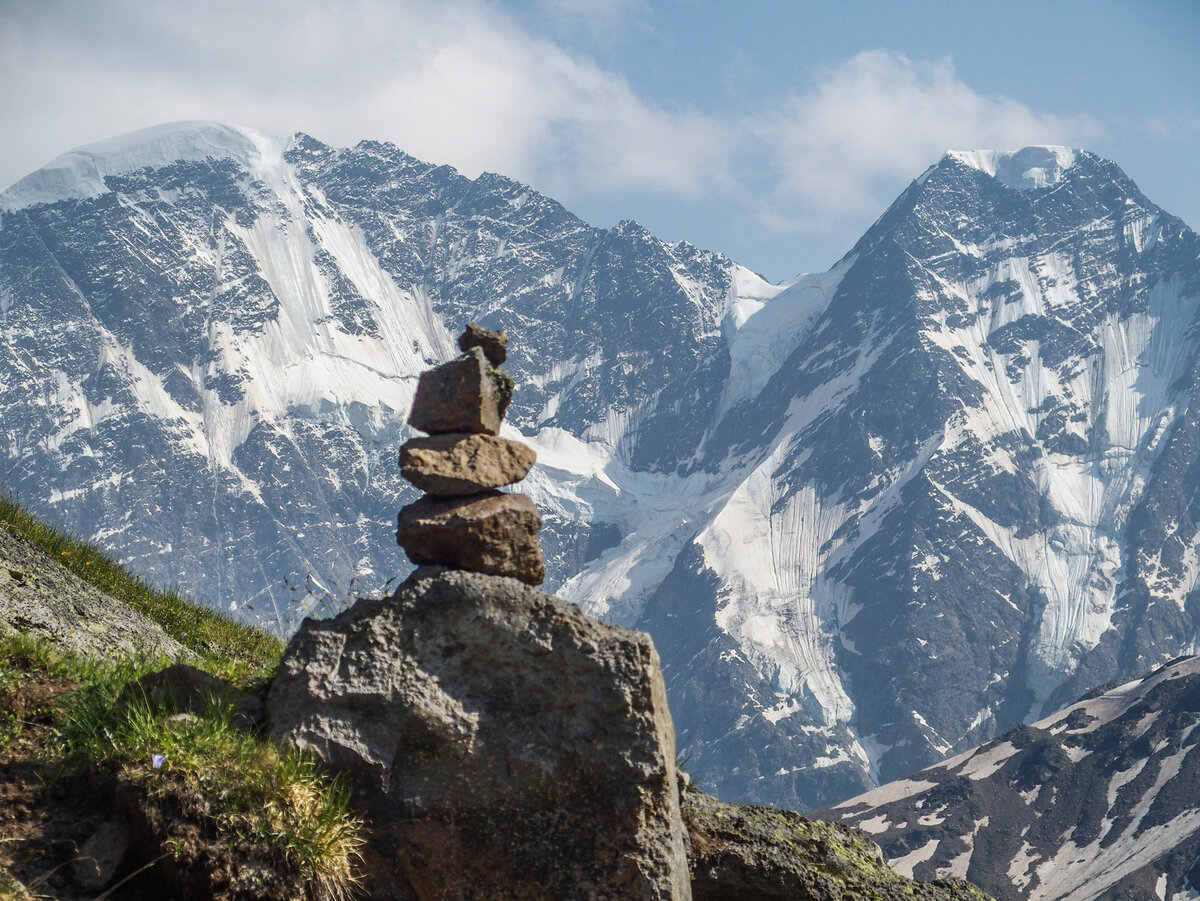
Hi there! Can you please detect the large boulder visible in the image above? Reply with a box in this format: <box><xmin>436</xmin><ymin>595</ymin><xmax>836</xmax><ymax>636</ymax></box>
<box><xmin>267</xmin><ymin>568</ymin><xmax>691</xmax><ymax>900</ymax></box>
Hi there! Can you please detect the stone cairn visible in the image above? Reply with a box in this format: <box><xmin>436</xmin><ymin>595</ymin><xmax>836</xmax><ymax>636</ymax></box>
<box><xmin>396</xmin><ymin>323</ymin><xmax>545</xmax><ymax>585</ymax></box>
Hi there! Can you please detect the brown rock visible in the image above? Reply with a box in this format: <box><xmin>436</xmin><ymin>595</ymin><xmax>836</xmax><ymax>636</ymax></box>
<box><xmin>408</xmin><ymin>347</ymin><xmax>514</xmax><ymax>436</ymax></box>
<box><xmin>400</xmin><ymin>433</ymin><xmax>536</xmax><ymax>495</ymax></box>
<box><xmin>457</xmin><ymin>321</ymin><xmax>508</xmax><ymax>365</ymax></box>
<box><xmin>396</xmin><ymin>491</ymin><xmax>544</xmax><ymax>584</ymax></box>
<box><xmin>266</xmin><ymin>568</ymin><xmax>691</xmax><ymax>900</ymax></box>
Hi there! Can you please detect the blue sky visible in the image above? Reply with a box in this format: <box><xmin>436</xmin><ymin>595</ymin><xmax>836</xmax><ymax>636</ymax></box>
<box><xmin>2</xmin><ymin>0</ymin><xmax>1197</xmax><ymax>281</ymax></box>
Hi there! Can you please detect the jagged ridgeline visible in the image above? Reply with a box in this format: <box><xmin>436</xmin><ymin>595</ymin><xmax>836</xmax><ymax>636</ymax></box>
<box><xmin>3</xmin><ymin>124</ymin><xmax>1200</xmax><ymax>812</ymax></box>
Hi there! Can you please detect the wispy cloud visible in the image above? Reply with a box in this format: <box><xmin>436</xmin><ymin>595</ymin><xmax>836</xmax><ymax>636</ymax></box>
<box><xmin>1</xmin><ymin>6</ymin><xmax>1104</xmax><ymax>272</ymax></box>
<box><xmin>752</xmin><ymin>50</ymin><xmax>1101</xmax><ymax>228</ymax></box>
<box><xmin>0</xmin><ymin>0</ymin><xmax>728</xmax><ymax>198</ymax></box>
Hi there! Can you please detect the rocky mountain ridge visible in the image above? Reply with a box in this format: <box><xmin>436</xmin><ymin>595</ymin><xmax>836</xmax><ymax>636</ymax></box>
<box><xmin>822</xmin><ymin>653</ymin><xmax>1200</xmax><ymax>901</ymax></box>
<box><xmin>3</xmin><ymin>124</ymin><xmax>1200</xmax><ymax>809</ymax></box>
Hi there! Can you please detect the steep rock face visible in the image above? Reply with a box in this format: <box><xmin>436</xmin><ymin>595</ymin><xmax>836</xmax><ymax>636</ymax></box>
<box><xmin>266</xmin><ymin>567</ymin><xmax>691</xmax><ymax>900</ymax></box>
<box><xmin>821</xmin><ymin>655</ymin><xmax>1200</xmax><ymax>901</ymax></box>
<box><xmin>600</xmin><ymin>147</ymin><xmax>1200</xmax><ymax>808</ymax></box>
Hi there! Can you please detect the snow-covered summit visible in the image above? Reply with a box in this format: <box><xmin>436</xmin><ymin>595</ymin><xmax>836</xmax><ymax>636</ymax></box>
<box><xmin>945</xmin><ymin>145</ymin><xmax>1080</xmax><ymax>190</ymax></box>
<box><xmin>1</xmin><ymin>121</ymin><xmax>281</xmax><ymax>210</ymax></box>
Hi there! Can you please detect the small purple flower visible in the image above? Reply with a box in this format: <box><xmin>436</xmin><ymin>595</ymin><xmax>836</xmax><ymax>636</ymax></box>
<box><xmin>152</xmin><ymin>753</ymin><xmax>165</xmax><ymax>770</ymax></box>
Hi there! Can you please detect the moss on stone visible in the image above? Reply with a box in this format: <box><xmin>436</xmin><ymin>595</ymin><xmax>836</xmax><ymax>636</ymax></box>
<box><xmin>683</xmin><ymin>791</ymin><xmax>993</xmax><ymax>901</ymax></box>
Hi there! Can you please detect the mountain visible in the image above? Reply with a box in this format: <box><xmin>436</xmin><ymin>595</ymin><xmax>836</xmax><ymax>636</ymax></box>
<box><xmin>0</xmin><ymin>121</ymin><xmax>774</xmax><ymax>622</ymax></box>
<box><xmin>623</xmin><ymin>145</ymin><xmax>1200</xmax><ymax>809</ymax></box>
<box><xmin>3</xmin><ymin>125</ymin><xmax>1200</xmax><ymax>810</ymax></box>
<box><xmin>820</xmin><ymin>654</ymin><xmax>1200</xmax><ymax>901</ymax></box>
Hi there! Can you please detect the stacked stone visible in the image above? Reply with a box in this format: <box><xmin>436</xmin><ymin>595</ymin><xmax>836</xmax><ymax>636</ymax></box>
<box><xmin>396</xmin><ymin>323</ymin><xmax>545</xmax><ymax>585</ymax></box>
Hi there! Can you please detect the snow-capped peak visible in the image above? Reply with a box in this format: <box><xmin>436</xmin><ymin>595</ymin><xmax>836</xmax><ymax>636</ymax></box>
<box><xmin>946</xmin><ymin>145</ymin><xmax>1080</xmax><ymax>191</ymax></box>
<box><xmin>1</xmin><ymin>121</ymin><xmax>280</xmax><ymax>210</ymax></box>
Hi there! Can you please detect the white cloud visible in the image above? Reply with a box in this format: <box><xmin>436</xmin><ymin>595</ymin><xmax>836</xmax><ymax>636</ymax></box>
<box><xmin>0</xmin><ymin>0</ymin><xmax>729</xmax><ymax>197</ymax></box>
<box><xmin>0</xmin><ymin>11</ymin><xmax>1111</xmax><ymax>276</ymax></box>
<box><xmin>753</xmin><ymin>50</ymin><xmax>1101</xmax><ymax>224</ymax></box>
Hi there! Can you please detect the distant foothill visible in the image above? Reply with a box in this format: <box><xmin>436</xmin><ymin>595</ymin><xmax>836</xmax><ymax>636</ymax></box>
<box><xmin>395</xmin><ymin>322</ymin><xmax>545</xmax><ymax>585</ymax></box>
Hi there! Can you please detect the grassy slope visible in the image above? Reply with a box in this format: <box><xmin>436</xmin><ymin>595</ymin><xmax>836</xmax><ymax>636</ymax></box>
<box><xmin>0</xmin><ymin>494</ymin><xmax>281</xmax><ymax>679</ymax></box>
<box><xmin>0</xmin><ymin>495</ymin><xmax>362</xmax><ymax>900</ymax></box>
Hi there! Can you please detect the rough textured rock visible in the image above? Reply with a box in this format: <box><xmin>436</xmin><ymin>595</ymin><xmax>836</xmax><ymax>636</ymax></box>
<box><xmin>71</xmin><ymin>820</ymin><xmax>131</xmax><ymax>891</ymax></box>
<box><xmin>407</xmin><ymin>347</ymin><xmax>513</xmax><ymax>436</ymax></box>
<box><xmin>267</xmin><ymin>568</ymin><xmax>691</xmax><ymax>900</ymax></box>
<box><xmin>682</xmin><ymin>791</ymin><xmax>990</xmax><ymax>901</ymax></box>
<box><xmin>0</xmin><ymin>528</ymin><xmax>190</xmax><ymax>662</ymax></box>
<box><xmin>400</xmin><ymin>433</ymin><xmax>536</xmax><ymax>495</ymax></box>
<box><xmin>396</xmin><ymin>491</ymin><xmax>545</xmax><ymax>585</ymax></box>
<box><xmin>457</xmin><ymin>321</ymin><xmax>508</xmax><ymax>365</ymax></box>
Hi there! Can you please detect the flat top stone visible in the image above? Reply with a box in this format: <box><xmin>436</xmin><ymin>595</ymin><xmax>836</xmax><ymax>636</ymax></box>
<box><xmin>400</xmin><ymin>433</ymin><xmax>536</xmax><ymax>495</ymax></box>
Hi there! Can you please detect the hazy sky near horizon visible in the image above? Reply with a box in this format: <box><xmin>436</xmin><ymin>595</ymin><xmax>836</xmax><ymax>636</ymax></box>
<box><xmin>2</xmin><ymin>0</ymin><xmax>1197</xmax><ymax>281</ymax></box>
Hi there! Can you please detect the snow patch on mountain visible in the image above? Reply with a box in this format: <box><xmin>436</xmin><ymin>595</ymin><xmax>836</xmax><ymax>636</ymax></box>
<box><xmin>947</xmin><ymin>146</ymin><xmax>1080</xmax><ymax>191</ymax></box>
<box><xmin>2</xmin><ymin>122</ymin><xmax>278</xmax><ymax>208</ymax></box>
<box><xmin>699</xmin><ymin>444</ymin><xmax>855</xmax><ymax>727</ymax></box>
<box><xmin>720</xmin><ymin>262</ymin><xmax>845</xmax><ymax>415</ymax></box>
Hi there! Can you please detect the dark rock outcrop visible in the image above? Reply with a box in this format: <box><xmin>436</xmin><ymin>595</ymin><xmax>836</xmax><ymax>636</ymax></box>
<box><xmin>266</xmin><ymin>567</ymin><xmax>691</xmax><ymax>900</ymax></box>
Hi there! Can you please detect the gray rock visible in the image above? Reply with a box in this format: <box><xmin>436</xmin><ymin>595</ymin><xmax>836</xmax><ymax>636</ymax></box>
<box><xmin>0</xmin><ymin>528</ymin><xmax>190</xmax><ymax>662</ymax></box>
<box><xmin>72</xmin><ymin>820</ymin><xmax>130</xmax><ymax>891</ymax></box>
<box><xmin>267</xmin><ymin>568</ymin><xmax>692</xmax><ymax>900</ymax></box>
<box><xmin>399</xmin><ymin>433</ymin><xmax>536</xmax><ymax>495</ymax></box>
<box><xmin>457</xmin><ymin>321</ymin><xmax>508</xmax><ymax>365</ymax></box>
<box><xmin>396</xmin><ymin>491</ymin><xmax>544</xmax><ymax>585</ymax></box>
<box><xmin>408</xmin><ymin>347</ymin><xmax>513</xmax><ymax>436</ymax></box>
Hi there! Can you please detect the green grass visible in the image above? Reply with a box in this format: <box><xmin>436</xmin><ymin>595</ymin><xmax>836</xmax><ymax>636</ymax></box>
<box><xmin>0</xmin><ymin>492</ymin><xmax>282</xmax><ymax>680</ymax></box>
<box><xmin>0</xmin><ymin>632</ymin><xmax>364</xmax><ymax>901</ymax></box>
<box><xmin>0</xmin><ymin>497</ymin><xmax>361</xmax><ymax>898</ymax></box>
<box><xmin>53</xmin><ymin>660</ymin><xmax>363</xmax><ymax>900</ymax></box>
